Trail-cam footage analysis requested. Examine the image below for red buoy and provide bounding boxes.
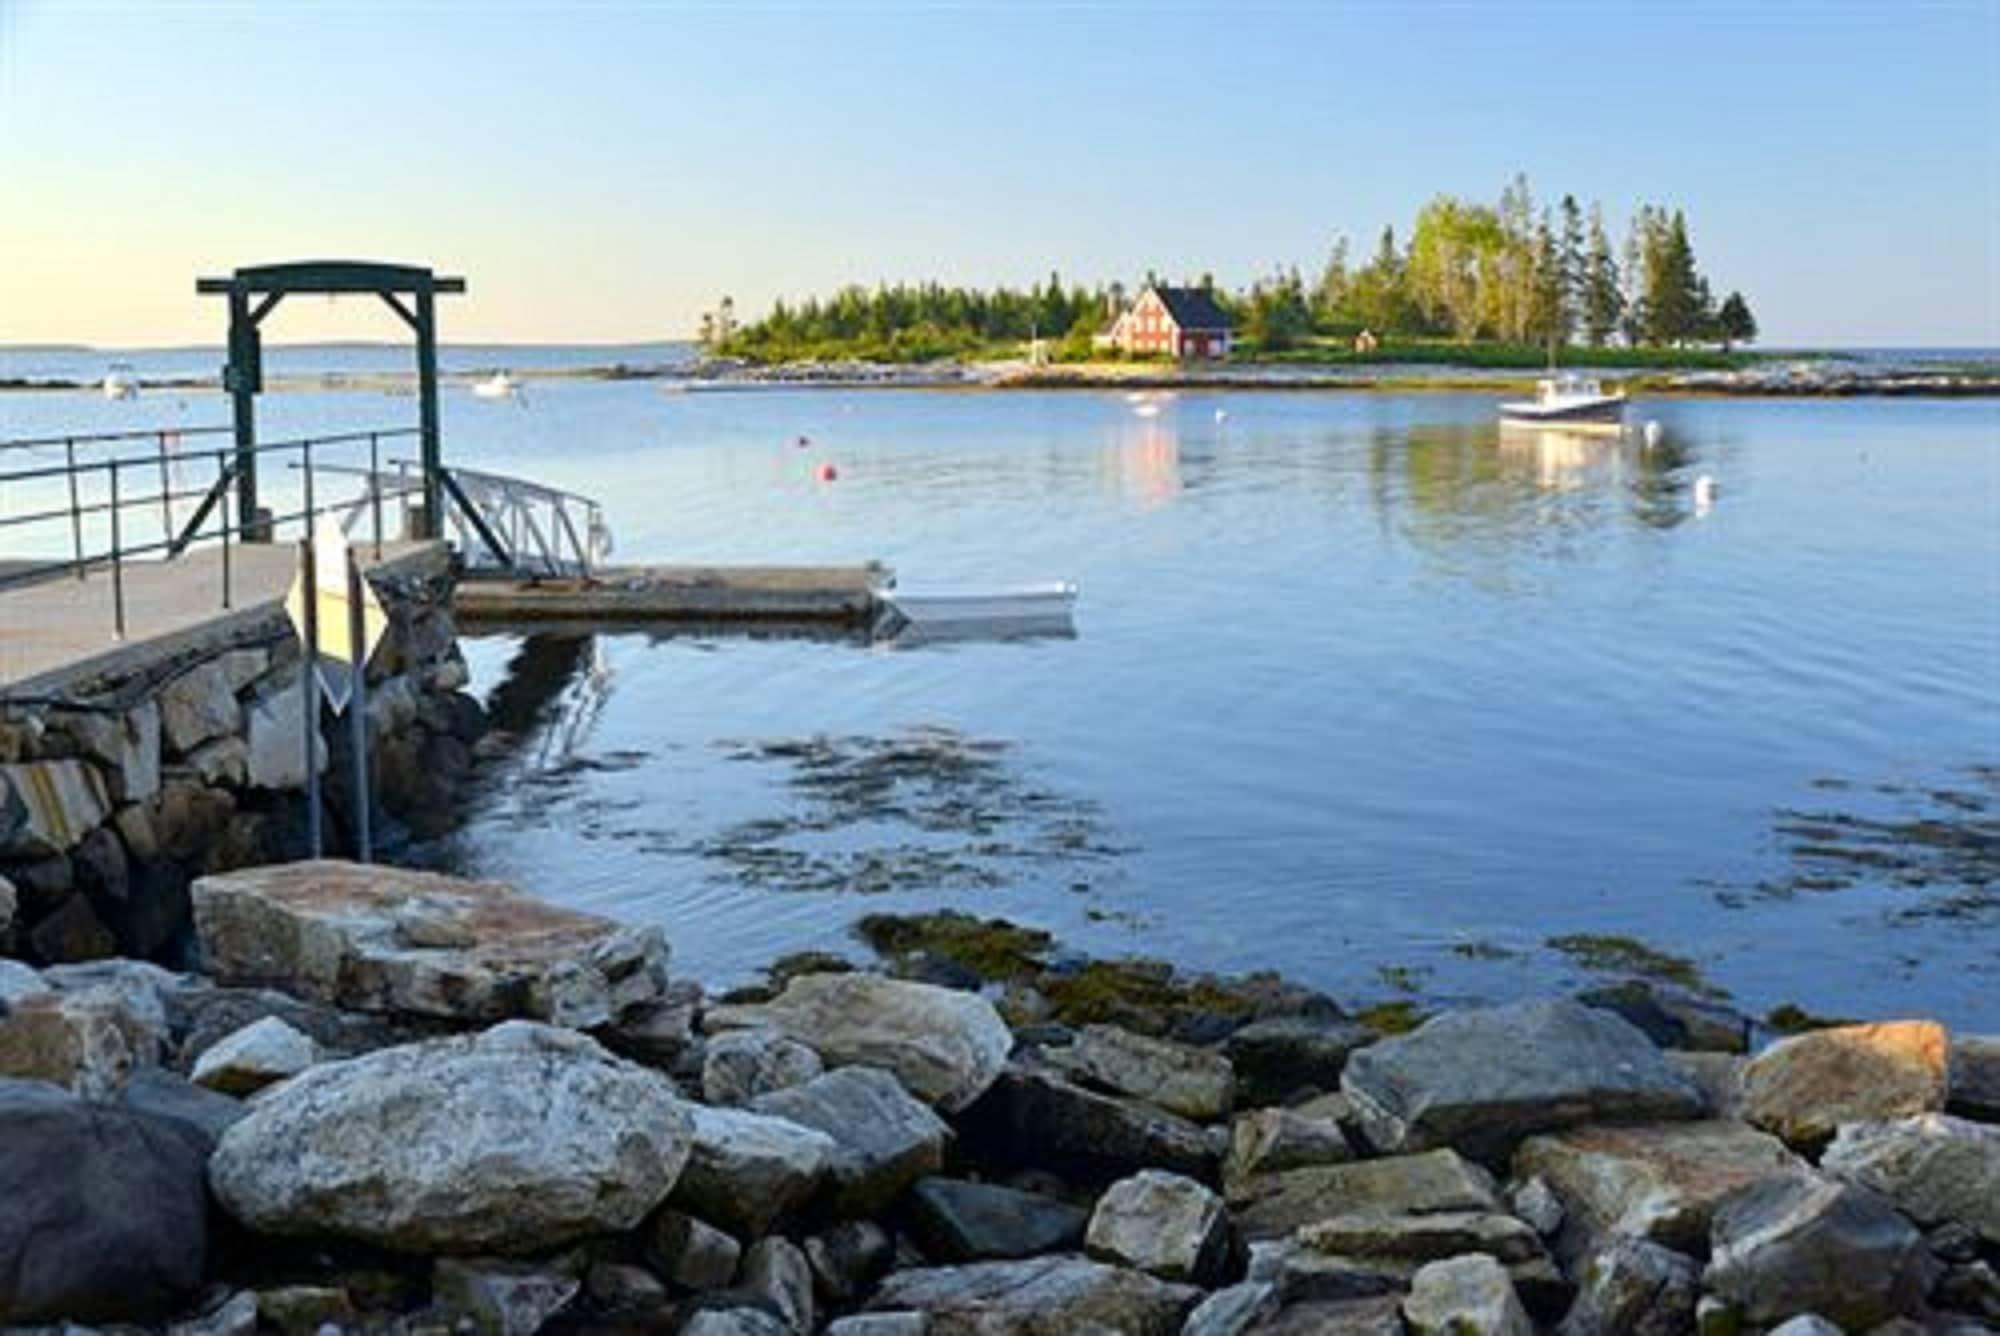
[816,462,839,482]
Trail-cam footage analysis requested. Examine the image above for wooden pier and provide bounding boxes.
[452,563,889,628]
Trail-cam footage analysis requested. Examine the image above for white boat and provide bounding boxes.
[101,365,139,400]
[472,371,521,400]
[1499,372,1626,427]
[880,581,1078,626]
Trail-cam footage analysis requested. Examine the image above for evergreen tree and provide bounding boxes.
[1582,203,1623,348]
[1717,291,1758,351]
[1559,194,1585,342]
[1619,214,1649,346]
[1314,236,1351,328]
[1529,210,1566,352]
[1644,211,1703,345]
[1244,270,1312,351]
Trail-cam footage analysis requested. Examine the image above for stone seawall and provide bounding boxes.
[0,548,485,968]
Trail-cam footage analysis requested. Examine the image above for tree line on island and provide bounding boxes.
[706,175,1758,365]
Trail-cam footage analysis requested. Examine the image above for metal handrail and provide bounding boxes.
[0,424,234,455]
[0,426,422,641]
[419,459,611,579]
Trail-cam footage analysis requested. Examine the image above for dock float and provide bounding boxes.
[452,563,889,627]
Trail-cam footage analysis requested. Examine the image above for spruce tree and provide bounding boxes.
[1717,291,1757,351]
[1582,203,1623,347]
[1559,194,1585,343]
[1531,210,1566,353]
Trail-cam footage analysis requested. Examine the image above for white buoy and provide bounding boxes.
[1133,402,1160,418]
[1693,474,1717,511]
[1643,420,1663,448]
[1214,408,1228,423]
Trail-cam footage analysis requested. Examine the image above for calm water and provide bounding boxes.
[4,374,1997,1027]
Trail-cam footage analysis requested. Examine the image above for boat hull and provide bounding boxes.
[1498,396,1627,426]
[882,583,1078,625]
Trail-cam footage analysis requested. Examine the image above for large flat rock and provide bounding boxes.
[1339,999,1702,1162]
[1821,1113,2000,1245]
[671,1103,835,1239]
[1742,1019,1948,1147]
[1513,1120,1802,1255]
[1703,1172,1930,1330]
[192,859,670,1028]
[1048,1024,1236,1121]
[905,1177,1089,1262]
[1228,1148,1500,1240]
[208,1021,692,1253]
[868,1255,1201,1335]
[959,1064,1219,1183]
[752,1066,951,1216]
[708,972,1011,1112]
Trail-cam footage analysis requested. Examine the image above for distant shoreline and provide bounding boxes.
[4,355,1996,399]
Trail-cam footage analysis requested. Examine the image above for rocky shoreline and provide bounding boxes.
[1,862,1995,1334]
[8,358,1996,400]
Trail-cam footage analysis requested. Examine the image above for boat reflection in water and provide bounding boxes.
[1495,421,1629,492]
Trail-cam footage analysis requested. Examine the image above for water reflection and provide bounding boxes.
[1375,417,1709,570]
[479,633,612,768]
[1102,416,1182,509]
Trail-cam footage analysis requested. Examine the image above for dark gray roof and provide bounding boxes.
[1152,285,1233,331]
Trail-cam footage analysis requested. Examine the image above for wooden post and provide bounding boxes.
[415,283,442,539]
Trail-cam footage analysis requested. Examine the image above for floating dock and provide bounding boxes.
[453,563,888,627]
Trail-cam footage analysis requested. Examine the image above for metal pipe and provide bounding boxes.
[157,431,174,544]
[369,431,383,559]
[65,438,83,579]
[299,537,322,858]
[108,463,125,639]
[218,450,232,610]
[347,547,372,862]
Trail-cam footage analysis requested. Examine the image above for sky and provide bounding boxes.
[1,0,1995,348]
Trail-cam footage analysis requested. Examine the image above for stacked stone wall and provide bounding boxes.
[0,556,483,967]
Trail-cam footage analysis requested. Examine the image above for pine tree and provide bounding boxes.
[1620,214,1650,346]
[1314,236,1351,328]
[1559,195,1585,344]
[1645,211,1703,345]
[1582,203,1623,347]
[1717,291,1757,351]
[1530,210,1566,352]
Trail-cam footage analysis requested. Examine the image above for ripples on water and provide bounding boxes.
[5,381,1995,1026]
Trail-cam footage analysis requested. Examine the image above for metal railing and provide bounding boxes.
[430,463,610,578]
[0,425,421,640]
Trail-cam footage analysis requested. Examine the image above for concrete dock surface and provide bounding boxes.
[0,541,443,697]
[454,562,887,625]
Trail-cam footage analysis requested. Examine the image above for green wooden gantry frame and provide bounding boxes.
[197,261,465,540]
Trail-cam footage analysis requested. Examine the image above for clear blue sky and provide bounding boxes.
[2,0,1994,346]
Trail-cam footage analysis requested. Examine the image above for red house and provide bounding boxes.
[1103,285,1234,359]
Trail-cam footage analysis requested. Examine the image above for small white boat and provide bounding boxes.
[1499,372,1626,427]
[880,581,1078,626]
[101,365,139,400]
[472,371,521,400]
